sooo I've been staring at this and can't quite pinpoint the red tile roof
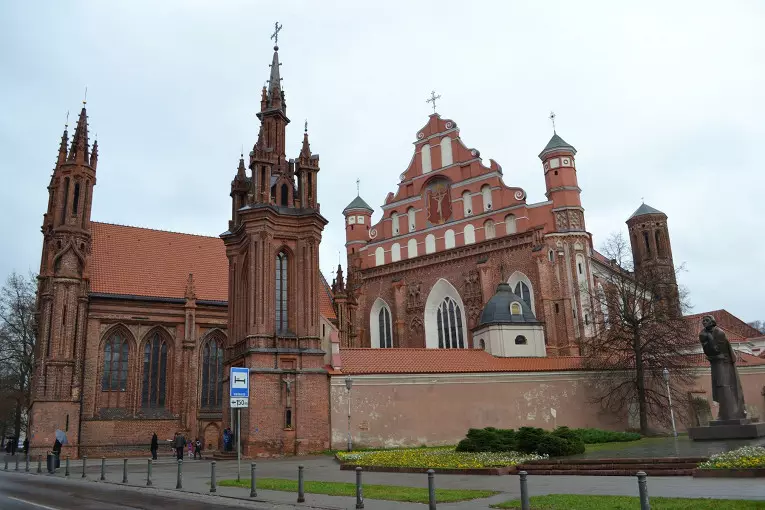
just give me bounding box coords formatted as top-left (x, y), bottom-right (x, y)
top-left (685, 310), bottom-right (762, 340)
top-left (91, 222), bottom-right (336, 321)
top-left (319, 273), bottom-right (337, 320)
top-left (337, 348), bottom-right (765, 375)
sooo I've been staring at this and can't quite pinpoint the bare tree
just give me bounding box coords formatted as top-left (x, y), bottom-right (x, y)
top-left (583, 233), bottom-right (696, 435)
top-left (747, 320), bottom-right (765, 334)
top-left (0, 272), bottom-right (37, 440)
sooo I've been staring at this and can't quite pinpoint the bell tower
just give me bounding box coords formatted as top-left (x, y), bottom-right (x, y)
top-left (222, 26), bottom-right (330, 455)
top-left (30, 103), bottom-right (98, 456)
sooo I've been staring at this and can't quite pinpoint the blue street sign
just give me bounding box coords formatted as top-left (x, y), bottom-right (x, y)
top-left (230, 367), bottom-right (249, 398)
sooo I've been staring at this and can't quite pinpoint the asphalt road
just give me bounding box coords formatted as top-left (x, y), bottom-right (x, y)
top-left (0, 471), bottom-right (287, 509)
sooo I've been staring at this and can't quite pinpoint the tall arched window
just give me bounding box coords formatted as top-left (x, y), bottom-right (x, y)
top-left (514, 281), bottom-right (531, 309)
top-left (481, 185), bottom-right (492, 211)
top-left (375, 246), bottom-right (385, 266)
top-left (142, 332), bottom-right (168, 408)
top-left (484, 219), bottom-right (496, 240)
top-left (436, 296), bottom-right (465, 348)
top-left (505, 214), bottom-right (517, 234)
top-left (425, 234), bottom-right (436, 254)
top-left (391, 243), bottom-right (401, 262)
top-left (407, 238), bottom-right (418, 258)
top-left (463, 224), bottom-right (475, 244)
top-left (440, 137), bottom-right (453, 167)
top-left (276, 252), bottom-right (289, 331)
top-left (444, 229), bottom-right (456, 249)
top-left (201, 337), bottom-right (224, 409)
top-left (102, 331), bottom-right (129, 391)
top-left (72, 181), bottom-right (80, 214)
top-left (462, 191), bottom-right (473, 216)
top-left (280, 184), bottom-right (289, 206)
top-left (391, 212), bottom-right (400, 235)
top-left (508, 270), bottom-right (535, 314)
top-left (378, 308), bottom-right (392, 348)
top-left (655, 230), bottom-right (666, 258)
top-left (407, 207), bottom-right (416, 232)
top-left (421, 143), bottom-right (432, 173)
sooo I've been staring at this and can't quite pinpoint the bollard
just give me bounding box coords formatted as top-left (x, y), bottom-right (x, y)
top-left (250, 462), bottom-right (257, 497)
top-left (297, 465), bottom-right (305, 503)
top-left (81, 456), bottom-right (87, 478)
top-left (37, 455), bottom-right (42, 474)
top-left (176, 459), bottom-right (183, 489)
top-left (355, 466), bottom-right (364, 509)
top-left (147, 459), bottom-right (153, 487)
top-left (65, 455), bottom-right (70, 477)
top-left (427, 469), bottom-right (436, 510)
top-left (122, 458), bottom-right (128, 483)
top-left (15, 454), bottom-right (19, 471)
top-left (100, 457), bottom-right (106, 481)
top-left (4, 455), bottom-right (7, 471)
top-left (637, 471), bottom-right (650, 510)
top-left (519, 470), bottom-right (530, 510)
top-left (25, 454), bottom-right (30, 472)
top-left (209, 461), bottom-right (216, 493)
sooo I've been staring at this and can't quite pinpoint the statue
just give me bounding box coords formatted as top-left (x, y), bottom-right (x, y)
top-left (699, 315), bottom-right (746, 421)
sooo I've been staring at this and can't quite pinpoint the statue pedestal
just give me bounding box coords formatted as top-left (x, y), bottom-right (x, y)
top-left (689, 419), bottom-right (765, 440)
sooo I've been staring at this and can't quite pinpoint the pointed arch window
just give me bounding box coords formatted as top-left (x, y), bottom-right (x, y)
top-left (102, 331), bottom-right (129, 391)
top-left (514, 281), bottom-right (531, 310)
top-left (276, 251), bottom-right (289, 332)
top-left (141, 332), bottom-right (168, 408)
top-left (72, 182), bottom-right (80, 214)
top-left (201, 337), bottom-right (224, 409)
top-left (280, 184), bottom-right (289, 206)
top-left (378, 308), bottom-right (392, 348)
top-left (436, 296), bottom-right (465, 348)
top-left (484, 219), bottom-right (496, 240)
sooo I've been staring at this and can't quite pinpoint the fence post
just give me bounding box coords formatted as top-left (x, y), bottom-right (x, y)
top-left (250, 462), bottom-right (257, 497)
top-left (25, 453), bottom-right (30, 473)
top-left (146, 459), bottom-right (152, 487)
top-left (122, 458), bottom-right (128, 483)
top-left (37, 455), bottom-right (42, 474)
top-left (81, 456), bottom-right (87, 478)
top-left (519, 470), bottom-right (530, 510)
top-left (355, 466), bottom-right (364, 509)
top-left (100, 457), bottom-right (106, 481)
top-left (176, 459), bottom-right (183, 489)
top-left (209, 461), bottom-right (216, 493)
top-left (637, 471), bottom-right (650, 510)
top-left (65, 455), bottom-right (70, 477)
top-left (297, 465), bottom-right (305, 503)
top-left (15, 454), bottom-right (19, 471)
top-left (427, 469), bottom-right (436, 510)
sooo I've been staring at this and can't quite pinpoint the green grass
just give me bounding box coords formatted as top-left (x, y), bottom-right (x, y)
top-left (491, 494), bottom-right (765, 509)
top-left (219, 478), bottom-right (497, 503)
top-left (583, 436), bottom-right (669, 454)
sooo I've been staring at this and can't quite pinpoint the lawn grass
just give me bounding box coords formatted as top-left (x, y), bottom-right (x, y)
top-left (219, 477), bottom-right (497, 503)
top-left (583, 436), bottom-right (670, 454)
top-left (491, 494), bottom-right (765, 509)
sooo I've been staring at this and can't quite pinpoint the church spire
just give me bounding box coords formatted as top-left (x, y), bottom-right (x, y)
top-left (68, 105), bottom-right (90, 164)
top-left (299, 120), bottom-right (311, 161)
top-left (56, 122), bottom-right (69, 167)
top-left (236, 151), bottom-right (247, 179)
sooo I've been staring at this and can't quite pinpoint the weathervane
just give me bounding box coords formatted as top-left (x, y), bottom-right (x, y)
top-left (549, 111), bottom-right (556, 133)
top-left (426, 90), bottom-right (441, 113)
top-left (356, 178), bottom-right (360, 196)
top-left (271, 21), bottom-right (283, 47)
top-left (304, 119), bottom-right (308, 133)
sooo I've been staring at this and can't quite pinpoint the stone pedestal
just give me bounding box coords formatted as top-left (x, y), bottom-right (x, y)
top-left (689, 418), bottom-right (765, 440)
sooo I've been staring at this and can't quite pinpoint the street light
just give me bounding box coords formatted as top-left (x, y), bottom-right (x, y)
top-left (345, 376), bottom-right (353, 452)
top-left (663, 368), bottom-right (677, 438)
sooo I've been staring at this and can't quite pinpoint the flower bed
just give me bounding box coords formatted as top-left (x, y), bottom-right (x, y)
top-left (336, 446), bottom-right (546, 470)
top-left (694, 446), bottom-right (765, 477)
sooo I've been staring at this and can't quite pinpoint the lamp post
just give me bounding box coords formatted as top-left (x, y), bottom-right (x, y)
top-left (663, 368), bottom-right (677, 437)
top-left (345, 376), bottom-right (353, 452)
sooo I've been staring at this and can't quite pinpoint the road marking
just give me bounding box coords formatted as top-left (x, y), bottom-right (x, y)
top-left (7, 496), bottom-right (61, 510)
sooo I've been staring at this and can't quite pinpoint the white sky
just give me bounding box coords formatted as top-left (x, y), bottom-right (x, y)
top-left (1, 1), bottom-right (763, 322)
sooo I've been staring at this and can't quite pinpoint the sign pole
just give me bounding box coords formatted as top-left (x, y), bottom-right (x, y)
top-left (237, 407), bottom-right (241, 482)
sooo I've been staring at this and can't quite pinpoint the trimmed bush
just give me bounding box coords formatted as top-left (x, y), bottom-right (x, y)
top-left (456, 427), bottom-right (517, 452)
top-left (515, 427), bottom-right (548, 454)
top-left (457, 426), bottom-right (630, 457)
top-left (569, 428), bottom-right (640, 444)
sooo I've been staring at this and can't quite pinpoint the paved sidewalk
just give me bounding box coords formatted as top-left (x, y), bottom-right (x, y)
top-left (3, 454), bottom-right (764, 508)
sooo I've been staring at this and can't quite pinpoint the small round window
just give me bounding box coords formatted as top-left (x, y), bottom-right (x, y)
top-left (515, 335), bottom-right (527, 345)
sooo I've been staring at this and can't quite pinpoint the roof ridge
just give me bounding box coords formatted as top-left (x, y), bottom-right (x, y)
top-left (92, 221), bottom-right (221, 241)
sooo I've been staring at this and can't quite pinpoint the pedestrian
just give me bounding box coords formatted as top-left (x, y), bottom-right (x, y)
top-left (10, 436), bottom-right (16, 456)
top-left (223, 428), bottom-right (230, 452)
top-left (23, 437), bottom-right (28, 454)
top-left (187, 440), bottom-right (193, 458)
top-left (150, 433), bottom-right (158, 460)
top-left (173, 432), bottom-right (185, 461)
top-left (194, 438), bottom-right (202, 459)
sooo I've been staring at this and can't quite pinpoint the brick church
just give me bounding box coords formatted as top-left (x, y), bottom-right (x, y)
top-left (29, 38), bottom-right (765, 457)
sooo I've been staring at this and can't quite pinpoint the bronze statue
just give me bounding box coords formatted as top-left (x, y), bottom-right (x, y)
top-left (699, 315), bottom-right (746, 421)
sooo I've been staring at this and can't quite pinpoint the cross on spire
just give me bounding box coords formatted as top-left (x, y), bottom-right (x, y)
top-left (356, 178), bottom-right (360, 196)
top-left (65, 110), bottom-right (69, 129)
top-left (271, 21), bottom-right (283, 48)
top-left (83, 86), bottom-right (88, 105)
top-left (549, 111), bottom-right (556, 133)
top-left (304, 119), bottom-right (308, 133)
top-left (426, 90), bottom-right (441, 113)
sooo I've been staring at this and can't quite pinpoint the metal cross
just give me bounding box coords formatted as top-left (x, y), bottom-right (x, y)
top-left (65, 110), bottom-right (69, 129)
top-left (426, 90), bottom-right (441, 113)
top-left (304, 119), bottom-right (308, 133)
top-left (271, 21), bottom-right (283, 46)
top-left (356, 178), bottom-right (360, 196)
top-left (549, 111), bottom-right (556, 132)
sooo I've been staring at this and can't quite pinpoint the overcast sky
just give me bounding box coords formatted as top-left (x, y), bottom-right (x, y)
top-left (1, 1), bottom-right (763, 322)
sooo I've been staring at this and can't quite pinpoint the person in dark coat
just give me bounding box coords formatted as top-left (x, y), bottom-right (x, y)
top-left (193, 438), bottom-right (202, 459)
top-left (173, 432), bottom-right (185, 461)
top-left (150, 433), bottom-right (158, 460)
top-left (23, 438), bottom-right (28, 454)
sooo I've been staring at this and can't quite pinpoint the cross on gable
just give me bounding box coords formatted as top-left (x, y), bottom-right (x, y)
top-left (426, 90), bottom-right (441, 113)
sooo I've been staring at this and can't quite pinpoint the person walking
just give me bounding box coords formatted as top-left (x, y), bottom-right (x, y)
top-left (193, 438), bottom-right (202, 459)
top-left (223, 428), bottom-right (230, 452)
top-left (150, 433), bottom-right (158, 460)
top-left (187, 440), bottom-right (193, 459)
top-left (173, 432), bottom-right (185, 461)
